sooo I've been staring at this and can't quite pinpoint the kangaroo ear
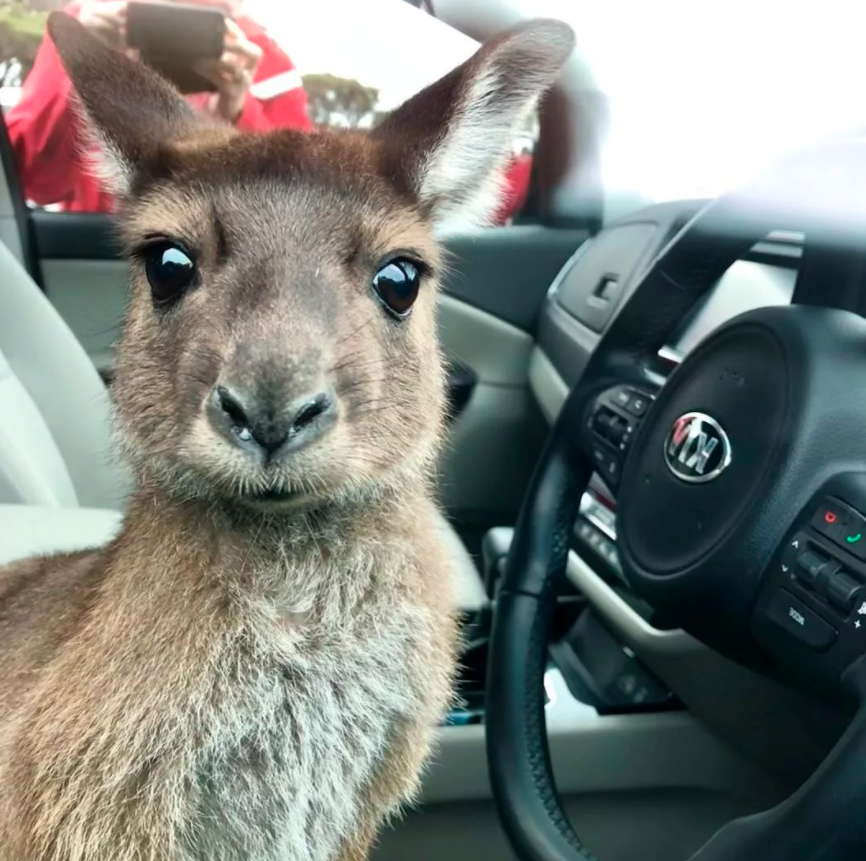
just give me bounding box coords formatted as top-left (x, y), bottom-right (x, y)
top-left (47, 12), bottom-right (228, 196)
top-left (373, 19), bottom-right (574, 232)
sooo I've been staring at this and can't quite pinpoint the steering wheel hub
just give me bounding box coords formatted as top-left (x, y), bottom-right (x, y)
top-left (662, 411), bottom-right (733, 484)
top-left (619, 318), bottom-right (790, 577)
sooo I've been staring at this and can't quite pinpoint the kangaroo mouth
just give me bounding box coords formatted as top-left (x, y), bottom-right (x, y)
top-left (238, 480), bottom-right (319, 509)
top-left (249, 487), bottom-right (300, 503)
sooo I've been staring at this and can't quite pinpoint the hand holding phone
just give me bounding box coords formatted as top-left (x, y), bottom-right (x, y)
top-left (194, 18), bottom-right (263, 121)
top-left (78, 1), bottom-right (128, 49)
top-left (126, 1), bottom-right (226, 94)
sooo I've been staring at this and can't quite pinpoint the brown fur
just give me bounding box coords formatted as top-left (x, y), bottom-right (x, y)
top-left (0, 12), bottom-right (574, 861)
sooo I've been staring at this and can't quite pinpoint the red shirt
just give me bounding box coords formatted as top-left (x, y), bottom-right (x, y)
top-left (5, 2), bottom-right (312, 212)
top-left (495, 152), bottom-right (533, 224)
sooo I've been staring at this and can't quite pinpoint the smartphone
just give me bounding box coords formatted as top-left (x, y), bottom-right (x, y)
top-left (126, 1), bottom-right (226, 94)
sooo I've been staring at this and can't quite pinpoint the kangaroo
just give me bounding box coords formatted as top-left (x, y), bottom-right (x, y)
top-left (0, 12), bottom-right (574, 861)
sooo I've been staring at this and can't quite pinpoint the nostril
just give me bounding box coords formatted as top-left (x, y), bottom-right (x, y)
top-left (291, 393), bottom-right (332, 434)
top-left (210, 385), bottom-right (336, 456)
top-left (217, 386), bottom-right (253, 438)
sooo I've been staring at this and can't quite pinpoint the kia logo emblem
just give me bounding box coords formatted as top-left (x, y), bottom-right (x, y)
top-left (664, 412), bottom-right (731, 483)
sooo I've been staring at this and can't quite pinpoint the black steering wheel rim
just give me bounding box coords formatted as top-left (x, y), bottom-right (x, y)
top-left (486, 137), bottom-right (866, 861)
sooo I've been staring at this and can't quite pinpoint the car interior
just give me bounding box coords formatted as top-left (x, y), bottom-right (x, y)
top-left (3, 1), bottom-right (866, 860)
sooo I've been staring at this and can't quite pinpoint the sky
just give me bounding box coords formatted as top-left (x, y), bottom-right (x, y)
top-left (559, 0), bottom-right (866, 205)
top-left (245, 0), bottom-right (478, 111)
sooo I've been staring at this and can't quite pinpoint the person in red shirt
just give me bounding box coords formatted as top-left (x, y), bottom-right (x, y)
top-left (493, 149), bottom-right (533, 225)
top-left (5, 0), bottom-right (312, 212)
top-left (9, 0), bottom-right (531, 222)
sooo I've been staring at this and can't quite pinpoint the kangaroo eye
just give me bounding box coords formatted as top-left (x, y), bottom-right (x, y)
top-left (372, 259), bottom-right (420, 319)
top-left (144, 243), bottom-right (197, 306)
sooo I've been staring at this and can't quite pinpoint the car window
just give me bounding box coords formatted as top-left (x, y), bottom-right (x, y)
top-left (0, 0), bottom-right (538, 224)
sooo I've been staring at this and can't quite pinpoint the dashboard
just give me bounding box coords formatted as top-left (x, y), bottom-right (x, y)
top-left (530, 200), bottom-right (803, 625)
top-left (668, 254), bottom-right (797, 358)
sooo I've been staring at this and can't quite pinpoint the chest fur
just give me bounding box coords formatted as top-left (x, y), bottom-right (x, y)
top-left (186, 605), bottom-right (434, 861)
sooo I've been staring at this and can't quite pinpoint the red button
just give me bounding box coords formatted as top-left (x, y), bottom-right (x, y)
top-left (812, 500), bottom-right (847, 542)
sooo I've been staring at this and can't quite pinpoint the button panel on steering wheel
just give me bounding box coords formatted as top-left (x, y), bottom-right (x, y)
top-left (755, 482), bottom-right (866, 698)
top-left (585, 386), bottom-right (655, 488)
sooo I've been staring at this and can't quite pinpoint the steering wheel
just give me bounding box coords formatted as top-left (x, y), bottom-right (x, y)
top-left (486, 138), bottom-right (866, 861)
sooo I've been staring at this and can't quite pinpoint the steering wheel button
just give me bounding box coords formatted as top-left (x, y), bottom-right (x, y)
top-left (591, 446), bottom-right (620, 483)
top-left (811, 500), bottom-right (846, 541)
top-left (827, 571), bottom-right (862, 612)
top-left (591, 411), bottom-right (611, 436)
top-left (605, 417), bottom-right (623, 442)
top-left (784, 533), bottom-right (807, 562)
top-left (795, 549), bottom-right (834, 587)
top-left (841, 512), bottom-right (866, 560)
top-left (625, 394), bottom-right (649, 417)
top-left (592, 408), bottom-right (625, 444)
top-left (766, 590), bottom-right (837, 651)
top-left (612, 389), bottom-right (631, 408)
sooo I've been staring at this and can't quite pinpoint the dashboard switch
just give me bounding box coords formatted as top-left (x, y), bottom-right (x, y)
top-left (827, 571), bottom-right (863, 612)
top-left (766, 589), bottom-right (837, 651)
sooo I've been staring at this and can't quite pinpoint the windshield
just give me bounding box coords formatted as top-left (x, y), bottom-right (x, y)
top-left (536, 0), bottom-right (866, 217)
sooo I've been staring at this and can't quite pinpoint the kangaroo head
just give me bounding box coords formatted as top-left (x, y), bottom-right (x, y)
top-left (48, 12), bottom-right (574, 511)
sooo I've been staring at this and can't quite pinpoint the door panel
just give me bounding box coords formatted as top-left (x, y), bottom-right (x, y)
top-left (443, 224), bottom-right (587, 329)
top-left (42, 258), bottom-right (127, 375)
top-left (32, 213), bottom-right (125, 377)
top-left (0, 118), bottom-right (31, 273)
top-left (436, 293), bottom-right (546, 522)
top-left (30, 211), bottom-right (123, 260)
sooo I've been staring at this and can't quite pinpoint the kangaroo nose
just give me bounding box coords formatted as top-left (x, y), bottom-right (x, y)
top-left (211, 385), bottom-right (337, 456)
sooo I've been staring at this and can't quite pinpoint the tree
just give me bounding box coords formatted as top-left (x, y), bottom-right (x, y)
top-left (301, 74), bottom-right (383, 130)
top-left (0, 0), bottom-right (50, 88)
top-left (18, 0), bottom-right (65, 9)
